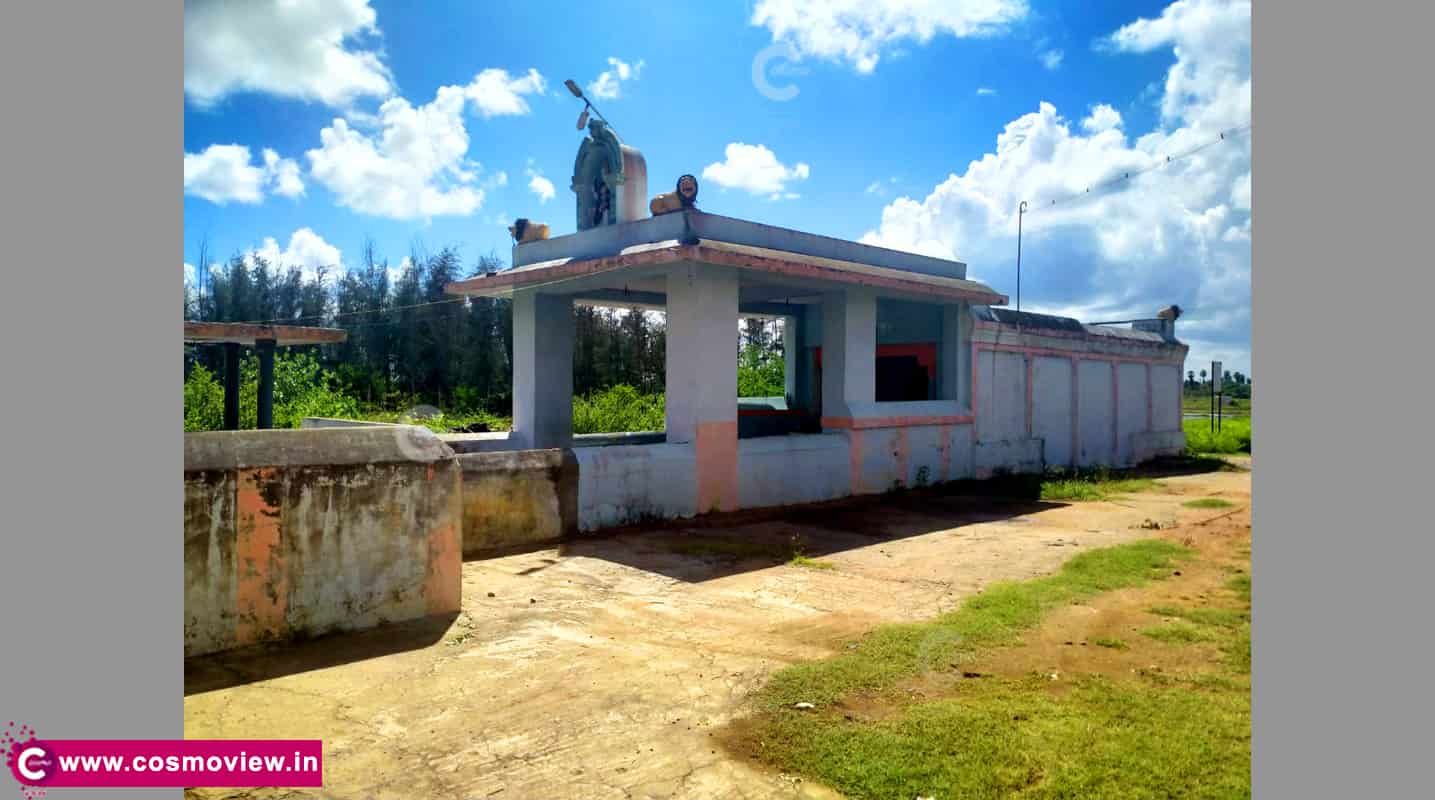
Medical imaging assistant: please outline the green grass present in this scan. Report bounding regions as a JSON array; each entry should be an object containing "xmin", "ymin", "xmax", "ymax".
[
  {"xmin": 1184, "ymin": 497, "xmax": 1235, "ymax": 509},
  {"xmin": 789, "ymin": 555, "xmax": 836, "ymax": 570},
  {"xmin": 1038, "ymin": 467, "xmax": 1161, "ymax": 502},
  {"xmin": 750, "ymin": 675, "xmax": 1250, "ymax": 800},
  {"xmin": 1184, "ymin": 417, "xmax": 1251, "ymax": 454},
  {"xmin": 734, "ymin": 541, "xmax": 1251, "ymax": 799},
  {"xmin": 1142, "ymin": 621, "xmax": 1220, "ymax": 644},
  {"xmin": 756, "ymin": 539, "xmax": 1191, "ymax": 710},
  {"xmin": 1143, "ymin": 597, "xmax": 1251, "ymax": 673},
  {"xmin": 1148, "ymin": 605, "xmax": 1249, "ymax": 628}
]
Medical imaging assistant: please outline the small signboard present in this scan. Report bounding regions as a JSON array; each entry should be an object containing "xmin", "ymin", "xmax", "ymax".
[{"xmin": 1211, "ymin": 361, "xmax": 1223, "ymax": 388}]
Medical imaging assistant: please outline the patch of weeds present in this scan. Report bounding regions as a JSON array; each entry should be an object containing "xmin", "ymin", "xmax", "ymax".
[
  {"xmin": 1141, "ymin": 621, "xmax": 1218, "ymax": 644},
  {"xmin": 789, "ymin": 554, "xmax": 836, "ymax": 570},
  {"xmin": 1227, "ymin": 573, "xmax": 1251, "ymax": 603},
  {"xmin": 1039, "ymin": 466, "xmax": 1161, "ymax": 502},
  {"xmin": 1147, "ymin": 605, "xmax": 1249, "ymax": 628},
  {"xmin": 1092, "ymin": 637, "xmax": 1128, "ymax": 650},
  {"xmin": 1184, "ymin": 497, "xmax": 1235, "ymax": 509},
  {"xmin": 756, "ymin": 539, "xmax": 1191, "ymax": 710}
]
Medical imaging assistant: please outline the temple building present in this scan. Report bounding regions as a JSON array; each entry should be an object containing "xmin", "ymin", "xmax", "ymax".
[{"xmin": 444, "ymin": 122, "xmax": 1188, "ymax": 529}]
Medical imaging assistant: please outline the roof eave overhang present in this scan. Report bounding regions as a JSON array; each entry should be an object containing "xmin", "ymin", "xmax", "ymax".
[{"xmin": 445, "ymin": 243, "xmax": 1007, "ymax": 306}]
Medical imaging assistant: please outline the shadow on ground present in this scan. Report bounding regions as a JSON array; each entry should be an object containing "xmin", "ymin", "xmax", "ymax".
[
  {"xmin": 557, "ymin": 489, "xmax": 1064, "ymax": 584},
  {"xmin": 184, "ymin": 612, "xmax": 458, "ymax": 696}
]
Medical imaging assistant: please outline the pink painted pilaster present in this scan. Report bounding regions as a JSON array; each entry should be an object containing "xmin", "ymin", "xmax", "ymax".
[
  {"xmin": 894, "ymin": 428, "xmax": 910, "ymax": 487},
  {"xmin": 695, "ymin": 420, "xmax": 739, "ymax": 513},
  {"xmin": 1145, "ymin": 363, "xmax": 1153, "ymax": 432},
  {"xmin": 848, "ymin": 429, "xmax": 865, "ymax": 495},
  {"xmin": 1070, "ymin": 357, "xmax": 1079, "ymax": 466},
  {"xmin": 938, "ymin": 424, "xmax": 953, "ymax": 481},
  {"xmin": 1025, "ymin": 356, "xmax": 1034, "ymax": 437},
  {"xmin": 1111, "ymin": 360, "xmax": 1120, "ymax": 459}
]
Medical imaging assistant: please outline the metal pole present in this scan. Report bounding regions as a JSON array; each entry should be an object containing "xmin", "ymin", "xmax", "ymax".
[
  {"xmin": 256, "ymin": 338, "xmax": 276, "ymax": 430},
  {"xmin": 1209, "ymin": 363, "xmax": 1215, "ymax": 435},
  {"xmin": 1016, "ymin": 201, "xmax": 1028, "ymax": 312},
  {"xmin": 223, "ymin": 342, "xmax": 241, "ymax": 431}
]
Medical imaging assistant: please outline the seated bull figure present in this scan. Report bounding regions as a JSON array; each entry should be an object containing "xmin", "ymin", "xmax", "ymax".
[{"xmin": 650, "ymin": 174, "xmax": 699, "ymax": 216}]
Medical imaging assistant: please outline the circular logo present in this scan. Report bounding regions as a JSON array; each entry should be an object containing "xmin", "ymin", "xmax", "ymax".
[
  {"xmin": 752, "ymin": 42, "xmax": 802, "ymax": 102},
  {"xmin": 915, "ymin": 628, "xmax": 966, "ymax": 676},
  {"xmin": 11, "ymin": 741, "xmax": 57, "ymax": 786}
]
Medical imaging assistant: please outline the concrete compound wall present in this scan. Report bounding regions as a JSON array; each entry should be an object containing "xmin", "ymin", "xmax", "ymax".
[
  {"xmin": 456, "ymin": 449, "xmax": 578, "ymax": 555},
  {"xmin": 183, "ymin": 427, "xmax": 462, "ymax": 658},
  {"xmin": 971, "ymin": 316, "xmax": 1189, "ymax": 471}
]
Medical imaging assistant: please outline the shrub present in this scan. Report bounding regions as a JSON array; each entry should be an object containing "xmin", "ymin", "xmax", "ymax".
[
  {"xmin": 1184, "ymin": 417, "xmax": 1251, "ymax": 454},
  {"xmin": 572, "ymin": 384, "xmax": 665, "ymax": 433},
  {"xmin": 183, "ymin": 351, "xmax": 360, "ymax": 431}
]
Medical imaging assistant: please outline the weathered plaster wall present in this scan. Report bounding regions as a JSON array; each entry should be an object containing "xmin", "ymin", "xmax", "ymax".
[
  {"xmin": 457, "ymin": 449, "xmax": 578, "ymax": 555},
  {"xmin": 738, "ymin": 434, "xmax": 850, "ymax": 509},
  {"xmin": 1151, "ymin": 364, "xmax": 1182, "ymax": 432},
  {"xmin": 1077, "ymin": 359, "xmax": 1116, "ymax": 467},
  {"xmin": 183, "ymin": 427, "xmax": 462, "ymax": 658},
  {"xmin": 574, "ymin": 443, "xmax": 698, "ymax": 530},
  {"xmin": 976, "ymin": 350, "xmax": 1028, "ymax": 443},
  {"xmin": 1116, "ymin": 362, "xmax": 1149, "ymax": 465},
  {"xmin": 1032, "ymin": 356, "xmax": 1074, "ymax": 467}
]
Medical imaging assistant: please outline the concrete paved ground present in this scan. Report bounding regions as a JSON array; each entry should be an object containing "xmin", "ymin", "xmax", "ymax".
[{"xmin": 185, "ymin": 463, "xmax": 1251, "ymax": 799}]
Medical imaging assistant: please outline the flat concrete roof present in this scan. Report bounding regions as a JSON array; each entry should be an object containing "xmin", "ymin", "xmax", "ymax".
[
  {"xmin": 184, "ymin": 321, "xmax": 348, "ymax": 346},
  {"xmin": 446, "ymin": 239, "xmax": 1007, "ymax": 306},
  {"xmin": 508, "ymin": 211, "xmax": 968, "ymax": 274}
]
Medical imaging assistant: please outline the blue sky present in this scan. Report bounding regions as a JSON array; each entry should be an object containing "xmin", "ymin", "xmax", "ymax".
[{"xmin": 184, "ymin": 0, "xmax": 1251, "ymax": 375}]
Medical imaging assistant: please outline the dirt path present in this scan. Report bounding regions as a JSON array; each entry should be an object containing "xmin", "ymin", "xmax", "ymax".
[{"xmin": 184, "ymin": 464, "xmax": 1250, "ymax": 800}]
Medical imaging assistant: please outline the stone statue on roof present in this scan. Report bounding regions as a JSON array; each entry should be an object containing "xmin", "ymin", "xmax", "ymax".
[{"xmin": 571, "ymin": 118, "xmax": 647, "ymax": 230}]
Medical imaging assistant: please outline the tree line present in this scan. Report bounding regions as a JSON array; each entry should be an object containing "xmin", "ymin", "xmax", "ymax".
[{"xmin": 183, "ymin": 244, "xmax": 672, "ymax": 414}]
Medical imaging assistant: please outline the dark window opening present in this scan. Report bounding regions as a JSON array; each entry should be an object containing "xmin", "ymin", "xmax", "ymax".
[{"xmin": 876, "ymin": 355, "xmax": 932, "ymax": 402}]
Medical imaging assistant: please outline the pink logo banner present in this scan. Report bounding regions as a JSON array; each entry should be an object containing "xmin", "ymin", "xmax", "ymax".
[{"xmin": 6, "ymin": 735, "xmax": 322, "ymax": 791}]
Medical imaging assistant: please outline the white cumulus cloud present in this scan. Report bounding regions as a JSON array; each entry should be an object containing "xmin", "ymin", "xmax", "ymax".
[
  {"xmin": 244, "ymin": 228, "xmax": 344, "ymax": 283},
  {"xmin": 859, "ymin": 0, "xmax": 1252, "ymax": 373},
  {"xmin": 751, "ymin": 0, "xmax": 1029, "ymax": 73},
  {"xmin": 184, "ymin": 144, "xmax": 305, "ymax": 204},
  {"xmin": 465, "ymin": 68, "xmax": 548, "ymax": 118},
  {"xmin": 1081, "ymin": 103, "xmax": 1123, "ymax": 133},
  {"xmin": 305, "ymin": 67, "xmax": 545, "ymax": 220},
  {"xmin": 976, "ymin": 87, "xmax": 998, "ymax": 96},
  {"xmin": 702, "ymin": 143, "xmax": 810, "ymax": 197},
  {"xmin": 308, "ymin": 87, "xmax": 477, "ymax": 220},
  {"xmin": 586, "ymin": 57, "xmax": 644, "ymax": 100},
  {"xmin": 184, "ymin": 0, "xmax": 393, "ymax": 108},
  {"xmin": 262, "ymin": 148, "xmax": 306, "ymax": 197},
  {"xmin": 526, "ymin": 168, "xmax": 556, "ymax": 203},
  {"xmin": 1039, "ymin": 49, "xmax": 1064, "ymax": 70}
]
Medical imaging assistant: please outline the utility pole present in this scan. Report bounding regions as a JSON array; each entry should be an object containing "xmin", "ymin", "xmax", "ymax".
[{"xmin": 1015, "ymin": 200, "xmax": 1028, "ymax": 312}]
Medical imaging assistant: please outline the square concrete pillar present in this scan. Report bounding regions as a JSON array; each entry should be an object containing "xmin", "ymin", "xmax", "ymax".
[
  {"xmin": 512, "ymin": 290, "xmax": 574, "ymax": 450},
  {"xmin": 782, "ymin": 309, "xmax": 801, "ymax": 405},
  {"xmin": 666, "ymin": 263, "xmax": 739, "ymax": 513},
  {"xmin": 939, "ymin": 303, "xmax": 970, "ymax": 407},
  {"xmin": 820, "ymin": 288, "xmax": 876, "ymax": 421}
]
